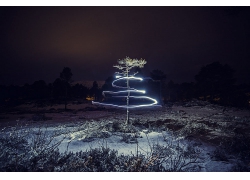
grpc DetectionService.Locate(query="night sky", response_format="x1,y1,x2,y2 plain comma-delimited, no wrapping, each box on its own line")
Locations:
1,6,250,86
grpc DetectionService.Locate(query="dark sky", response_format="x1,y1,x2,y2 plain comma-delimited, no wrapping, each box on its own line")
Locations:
1,6,250,85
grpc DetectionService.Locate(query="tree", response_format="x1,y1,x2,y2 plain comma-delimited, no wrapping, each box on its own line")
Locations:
71,83,89,99
93,57,149,125
60,67,73,110
93,57,161,125
113,57,147,125
101,76,115,91
195,61,235,101
60,67,73,83
90,81,99,101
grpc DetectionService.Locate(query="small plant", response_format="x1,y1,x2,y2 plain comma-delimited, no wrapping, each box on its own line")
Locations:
121,133,139,144
212,147,228,161
112,121,122,132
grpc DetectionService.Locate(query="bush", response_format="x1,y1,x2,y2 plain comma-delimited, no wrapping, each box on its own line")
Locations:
121,133,139,144
0,123,202,172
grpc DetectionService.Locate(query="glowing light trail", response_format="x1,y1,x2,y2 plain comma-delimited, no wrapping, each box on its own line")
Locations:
92,76,162,108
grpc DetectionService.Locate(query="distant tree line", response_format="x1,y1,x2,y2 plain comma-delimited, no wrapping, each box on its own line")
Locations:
0,62,250,110
0,67,102,110
152,62,250,108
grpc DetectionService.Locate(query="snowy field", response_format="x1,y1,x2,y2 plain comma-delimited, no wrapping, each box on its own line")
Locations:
0,99,250,171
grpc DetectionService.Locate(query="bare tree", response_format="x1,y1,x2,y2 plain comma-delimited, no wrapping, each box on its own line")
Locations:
113,57,147,125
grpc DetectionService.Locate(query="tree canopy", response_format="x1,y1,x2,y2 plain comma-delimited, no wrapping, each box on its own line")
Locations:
195,61,235,99
60,67,73,83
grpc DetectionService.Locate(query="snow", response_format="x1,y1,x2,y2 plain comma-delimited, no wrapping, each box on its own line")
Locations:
1,100,250,171
21,124,232,172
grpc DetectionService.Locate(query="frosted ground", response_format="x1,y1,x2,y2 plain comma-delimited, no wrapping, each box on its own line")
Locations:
1,99,250,171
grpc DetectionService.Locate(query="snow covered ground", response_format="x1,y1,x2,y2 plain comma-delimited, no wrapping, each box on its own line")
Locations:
47,123,235,172
1,99,250,171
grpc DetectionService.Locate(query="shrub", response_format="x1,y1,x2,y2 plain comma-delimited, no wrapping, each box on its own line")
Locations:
0,123,202,172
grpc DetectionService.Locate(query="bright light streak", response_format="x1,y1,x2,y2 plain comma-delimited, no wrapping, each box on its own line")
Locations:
92,76,161,108
102,89,145,96
112,76,143,89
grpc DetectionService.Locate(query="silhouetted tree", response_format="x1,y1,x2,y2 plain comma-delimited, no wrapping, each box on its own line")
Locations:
195,61,235,101
71,83,89,99
60,67,73,82
90,81,99,101
60,67,73,110
101,76,115,91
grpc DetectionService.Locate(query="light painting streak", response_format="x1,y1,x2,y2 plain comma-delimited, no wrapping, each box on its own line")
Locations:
92,76,162,108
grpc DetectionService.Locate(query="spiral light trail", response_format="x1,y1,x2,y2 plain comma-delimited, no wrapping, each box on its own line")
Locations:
92,76,162,108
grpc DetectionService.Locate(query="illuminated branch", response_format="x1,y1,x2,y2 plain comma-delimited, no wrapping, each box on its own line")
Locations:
113,56,147,76
92,57,161,125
